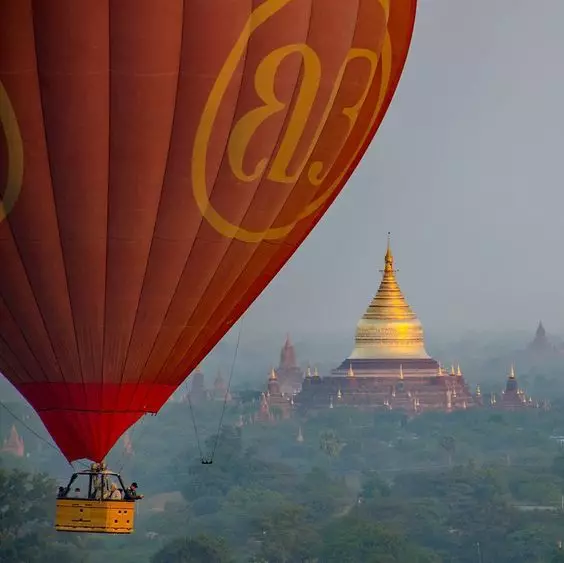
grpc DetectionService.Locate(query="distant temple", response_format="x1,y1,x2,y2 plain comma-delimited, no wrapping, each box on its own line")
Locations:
122,431,134,457
255,237,547,417
1,424,24,457
496,364,540,410
256,369,293,422
275,335,304,395
499,365,528,409
527,321,557,355
296,236,474,413
213,370,232,402
189,366,208,403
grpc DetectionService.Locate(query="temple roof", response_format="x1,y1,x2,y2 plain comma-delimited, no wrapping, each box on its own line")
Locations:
214,370,226,389
363,234,417,322
279,333,298,370
1,424,24,457
528,320,552,352
334,357,439,373
346,234,431,363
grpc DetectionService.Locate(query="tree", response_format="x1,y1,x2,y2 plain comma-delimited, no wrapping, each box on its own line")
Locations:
253,504,320,563
0,468,87,563
361,472,391,500
319,430,345,458
439,436,456,467
320,516,440,563
151,534,233,563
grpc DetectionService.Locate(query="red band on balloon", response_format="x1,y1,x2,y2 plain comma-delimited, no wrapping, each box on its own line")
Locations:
16,382,177,462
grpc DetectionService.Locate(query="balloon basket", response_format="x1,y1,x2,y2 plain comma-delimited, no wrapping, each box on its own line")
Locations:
55,498,135,534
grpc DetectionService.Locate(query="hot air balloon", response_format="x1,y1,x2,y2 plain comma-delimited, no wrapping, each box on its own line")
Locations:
0,0,415,472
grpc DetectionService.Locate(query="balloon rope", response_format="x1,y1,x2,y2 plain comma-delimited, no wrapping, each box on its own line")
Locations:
0,400,88,469
186,388,204,461
208,325,243,463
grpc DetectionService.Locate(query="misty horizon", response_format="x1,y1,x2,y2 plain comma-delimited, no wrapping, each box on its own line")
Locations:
227,0,564,340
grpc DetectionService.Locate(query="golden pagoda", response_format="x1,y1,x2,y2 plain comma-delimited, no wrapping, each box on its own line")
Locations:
332,235,439,378
297,235,476,413
350,235,429,358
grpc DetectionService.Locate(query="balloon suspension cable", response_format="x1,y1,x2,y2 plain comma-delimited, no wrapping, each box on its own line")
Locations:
186,385,205,462
0,400,88,469
205,325,243,465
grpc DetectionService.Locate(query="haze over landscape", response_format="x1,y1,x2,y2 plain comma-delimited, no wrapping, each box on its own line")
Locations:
5,2,564,562
241,0,564,341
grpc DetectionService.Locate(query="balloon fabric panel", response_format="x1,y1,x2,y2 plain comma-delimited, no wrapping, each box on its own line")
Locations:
0,0,416,462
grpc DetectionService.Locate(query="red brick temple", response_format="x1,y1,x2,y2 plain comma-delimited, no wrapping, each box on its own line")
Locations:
257,369,292,422
274,335,304,395
0,424,24,457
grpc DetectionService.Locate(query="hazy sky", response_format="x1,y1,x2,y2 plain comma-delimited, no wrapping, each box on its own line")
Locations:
240,0,564,341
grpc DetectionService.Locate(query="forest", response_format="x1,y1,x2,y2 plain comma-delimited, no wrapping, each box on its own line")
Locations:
3,387,564,562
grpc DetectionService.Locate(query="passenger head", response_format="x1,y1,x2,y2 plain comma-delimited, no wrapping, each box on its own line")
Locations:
131,482,138,489
110,483,117,491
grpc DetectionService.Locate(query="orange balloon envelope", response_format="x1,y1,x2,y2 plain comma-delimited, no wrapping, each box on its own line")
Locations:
0,0,416,462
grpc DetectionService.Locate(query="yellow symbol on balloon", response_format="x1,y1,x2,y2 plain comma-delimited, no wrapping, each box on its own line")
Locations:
0,81,23,224
193,0,392,243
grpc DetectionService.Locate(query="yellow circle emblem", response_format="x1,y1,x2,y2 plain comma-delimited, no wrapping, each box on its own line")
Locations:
192,0,392,243
0,80,24,224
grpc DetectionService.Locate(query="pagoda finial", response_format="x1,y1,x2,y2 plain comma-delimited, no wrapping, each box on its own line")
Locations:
476,384,481,396
384,232,394,271
509,364,516,379
348,363,355,378
456,364,462,377
399,364,404,380
269,367,277,381
450,365,455,376
313,366,319,378
437,363,444,377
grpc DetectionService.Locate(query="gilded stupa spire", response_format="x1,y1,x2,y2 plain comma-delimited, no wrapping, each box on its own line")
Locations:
269,368,277,381
347,235,430,361
456,364,462,377
399,364,404,380
509,364,516,379
437,363,444,377
384,231,393,270
366,232,416,322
